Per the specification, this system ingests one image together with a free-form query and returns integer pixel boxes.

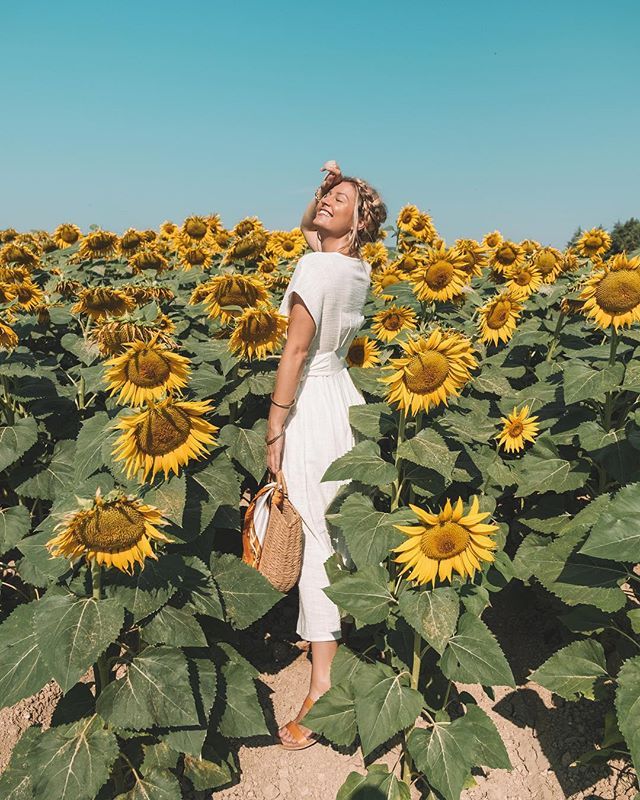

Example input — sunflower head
[505,263,543,299]
[496,404,540,453]
[228,302,288,361]
[490,241,526,275]
[0,319,19,350]
[201,274,270,324]
[371,304,418,343]
[118,229,145,258]
[454,238,489,278]
[392,496,499,586]
[482,230,503,249]
[46,486,172,574]
[346,336,381,368]
[411,244,470,303]
[532,247,563,284]
[76,230,119,261]
[576,227,611,259]
[71,286,137,321]
[371,264,409,300]
[53,223,83,249]
[578,252,640,331]
[265,230,307,261]
[396,204,421,233]
[360,241,389,269]
[478,290,522,346]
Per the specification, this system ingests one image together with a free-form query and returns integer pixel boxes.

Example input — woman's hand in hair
[320,160,343,193]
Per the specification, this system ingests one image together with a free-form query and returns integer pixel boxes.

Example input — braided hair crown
[340,175,388,256]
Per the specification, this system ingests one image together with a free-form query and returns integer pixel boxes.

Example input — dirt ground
[1,581,638,800]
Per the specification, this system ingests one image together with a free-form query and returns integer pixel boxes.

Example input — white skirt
[281,351,364,641]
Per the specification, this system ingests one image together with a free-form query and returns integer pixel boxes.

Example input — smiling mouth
[317,208,332,218]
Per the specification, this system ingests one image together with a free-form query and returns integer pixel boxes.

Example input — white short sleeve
[278,254,324,331]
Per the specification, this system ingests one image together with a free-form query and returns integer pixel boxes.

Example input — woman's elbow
[284,341,310,362]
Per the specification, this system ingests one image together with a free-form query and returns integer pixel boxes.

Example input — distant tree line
[566,217,640,256]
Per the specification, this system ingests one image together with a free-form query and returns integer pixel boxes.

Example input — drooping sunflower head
[126,285,175,305]
[221,230,269,266]
[519,238,541,256]
[118,229,146,258]
[371,264,409,300]
[0,229,19,244]
[265,230,307,261]
[490,240,526,275]
[200,274,270,325]
[478,290,523,346]
[392,496,499,586]
[396,204,421,233]
[411,244,470,303]
[46,487,172,574]
[360,241,389,270]
[0,242,39,270]
[381,328,478,415]
[103,333,191,406]
[112,397,219,484]
[14,279,45,311]
[495,404,540,453]
[578,252,640,331]
[53,223,83,249]
[76,230,119,262]
[71,286,137,321]
[454,238,489,279]
[0,265,31,285]
[576,227,612,259]
[482,230,503,249]
[532,246,563,284]
[371,304,418,343]
[231,216,265,239]
[560,248,580,273]
[0,319,19,350]
[505,263,543,299]
[408,212,438,243]
[346,336,381,368]
[129,247,170,275]
[90,317,176,356]
[177,245,214,272]
[228,302,288,361]
[0,282,17,304]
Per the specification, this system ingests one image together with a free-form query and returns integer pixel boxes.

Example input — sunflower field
[0,209,638,799]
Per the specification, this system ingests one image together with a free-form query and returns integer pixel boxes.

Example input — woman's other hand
[320,160,342,193]
[266,427,285,475]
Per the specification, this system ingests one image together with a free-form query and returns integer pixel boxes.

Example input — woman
[265,161,387,749]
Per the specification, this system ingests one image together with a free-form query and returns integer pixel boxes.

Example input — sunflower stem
[602,328,619,431]
[401,626,423,784]
[545,310,566,362]
[390,410,407,512]
[91,562,110,694]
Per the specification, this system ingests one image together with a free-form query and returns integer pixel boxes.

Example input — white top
[278,251,372,358]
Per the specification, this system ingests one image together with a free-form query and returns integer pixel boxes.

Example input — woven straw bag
[241,469,303,592]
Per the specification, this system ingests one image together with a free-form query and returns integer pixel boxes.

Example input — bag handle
[267,468,288,496]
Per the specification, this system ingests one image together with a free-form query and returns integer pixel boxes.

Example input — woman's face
[312,181,358,238]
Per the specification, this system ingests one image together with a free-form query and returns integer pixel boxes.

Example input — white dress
[278,251,371,642]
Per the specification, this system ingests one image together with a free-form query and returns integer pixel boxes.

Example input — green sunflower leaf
[398,586,459,655]
[321,439,397,486]
[439,612,515,687]
[0,417,38,472]
[530,639,608,700]
[323,564,394,625]
[615,656,640,776]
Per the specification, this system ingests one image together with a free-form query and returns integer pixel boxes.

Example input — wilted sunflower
[482,230,503,249]
[455,238,489,279]
[579,253,640,331]
[231,216,265,239]
[371,305,418,343]
[381,328,477,415]
[532,246,563,284]
[0,243,39,270]
[478,291,522,346]
[126,285,175,305]
[490,240,526,276]
[266,230,307,261]
[229,302,288,361]
[505,263,543,299]
[118,229,146,258]
[576,227,611,259]
[397,204,421,233]
[52,279,82,299]
[495,404,540,453]
[560,248,580,273]
[76,230,119,261]
[411,244,470,303]
[371,264,408,300]
[72,286,137,321]
[0,265,30,285]
[53,223,83,249]
[177,245,214,271]
[0,283,17,304]
[360,241,389,269]
[35,232,58,253]
[46,487,172,574]
[519,238,541,256]
[103,333,191,406]
[14,279,45,311]
[0,319,18,349]
[392,496,498,586]
[91,316,176,356]
[0,228,19,243]
[112,397,218,483]
[199,274,270,325]
[221,230,269,266]
[346,336,381,368]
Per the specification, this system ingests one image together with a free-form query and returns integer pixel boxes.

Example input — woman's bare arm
[300,195,321,251]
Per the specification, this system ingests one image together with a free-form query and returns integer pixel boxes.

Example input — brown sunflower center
[77,504,146,550]
[125,349,172,387]
[348,344,365,365]
[536,252,558,275]
[381,272,402,288]
[184,219,208,239]
[496,245,516,265]
[137,406,192,456]
[508,420,524,437]
[420,521,470,560]
[584,235,603,253]
[425,260,455,289]
[594,271,640,314]
[513,269,532,286]
[60,227,79,244]
[217,286,253,309]
[382,313,402,331]
[404,350,449,394]
[486,300,513,329]
[243,313,278,342]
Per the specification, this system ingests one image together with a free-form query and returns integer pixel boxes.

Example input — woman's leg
[278,638,339,743]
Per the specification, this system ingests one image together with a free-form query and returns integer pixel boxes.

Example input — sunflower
[397,204,421,233]
[206,213,224,236]
[35,232,58,253]
[118,228,146,258]
[90,316,176,356]
[576,227,611,259]
[360,241,389,269]
[393,250,426,279]
[490,240,526,276]
[0,243,39,271]
[228,303,288,361]
[381,328,477,415]
[266,230,307,261]
[231,216,265,239]
[76,230,119,261]
[0,282,17,304]
[177,245,214,272]
[371,264,408,300]
[14,279,45,311]
[411,243,469,303]
[455,238,489,279]
[46,487,172,574]
[495,404,540,453]
[71,286,137,321]
[478,291,522,346]
[346,336,381,368]
[159,220,178,239]
[0,319,18,350]
[221,230,269,266]
[505,263,543,299]
[482,230,503,249]
[579,253,640,331]
[174,215,215,250]
[519,238,541,256]
[561,248,580,273]
[53,223,82,249]
[103,333,191,406]
[129,247,170,275]
[199,274,270,325]
[371,305,418,343]
[532,246,563,284]
[126,285,175,305]
[0,228,19,243]
[53,279,82,299]
[0,265,30,285]
[392,496,498,586]
[112,397,218,483]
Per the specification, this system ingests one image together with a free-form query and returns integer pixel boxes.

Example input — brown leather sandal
[278,695,320,750]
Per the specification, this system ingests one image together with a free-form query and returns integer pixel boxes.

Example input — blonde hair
[341,176,388,256]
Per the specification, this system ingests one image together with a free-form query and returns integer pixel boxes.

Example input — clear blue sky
[2,0,638,249]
